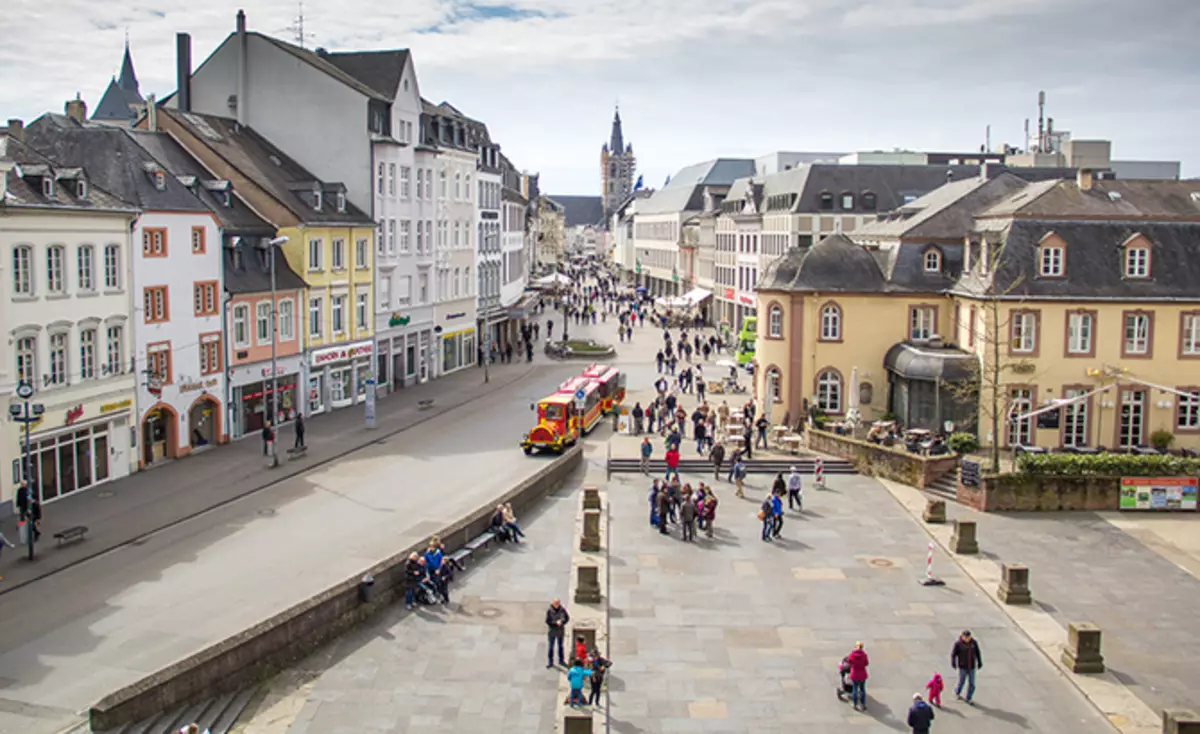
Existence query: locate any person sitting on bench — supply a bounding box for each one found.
[490,505,513,542]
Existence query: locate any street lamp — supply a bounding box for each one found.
[10,380,43,559]
[266,235,288,468]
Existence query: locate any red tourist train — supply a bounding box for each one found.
[520,364,627,455]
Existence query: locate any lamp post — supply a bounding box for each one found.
[266,235,288,468]
[10,380,43,559]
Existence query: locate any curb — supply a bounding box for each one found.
[0,365,538,598]
[877,477,1156,734]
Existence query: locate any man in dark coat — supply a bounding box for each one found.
[950,630,983,703]
[545,599,570,668]
[907,693,936,733]
[710,443,726,479]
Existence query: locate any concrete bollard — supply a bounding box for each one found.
[1163,709,1200,734]
[581,510,601,552]
[563,711,593,734]
[574,565,601,604]
[997,563,1032,605]
[923,499,947,524]
[950,519,979,554]
[1061,622,1105,674]
[583,486,602,510]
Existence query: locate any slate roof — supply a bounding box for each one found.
[637,158,755,215]
[549,195,604,227]
[223,238,306,294]
[759,234,886,293]
[25,114,210,213]
[854,172,1031,242]
[1,134,134,212]
[979,178,1200,221]
[127,129,275,235]
[159,108,372,225]
[956,220,1200,300]
[322,49,410,100]
[92,42,144,123]
[254,35,389,101]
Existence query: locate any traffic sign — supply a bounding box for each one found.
[574,388,586,401]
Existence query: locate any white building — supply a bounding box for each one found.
[27,114,226,468]
[499,155,530,321]
[1,123,139,512]
[476,145,504,353]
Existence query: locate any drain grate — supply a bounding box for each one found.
[257,508,278,517]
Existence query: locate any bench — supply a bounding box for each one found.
[54,526,88,547]
[418,399,436,411]
[449,548,472,566]
[464,529,497,554]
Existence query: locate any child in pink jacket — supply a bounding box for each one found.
[926,672,944,708]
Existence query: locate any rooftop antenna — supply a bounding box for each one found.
[1024,118,1030,153]
[1037,90,1046,153]
[985,124,991,153]
[283,1,316,48]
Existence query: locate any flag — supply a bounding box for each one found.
[634,174,644,190]
[664,174,671,186]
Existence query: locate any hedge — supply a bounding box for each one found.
[1016,452,1200,477]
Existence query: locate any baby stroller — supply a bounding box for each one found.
[835,657,853,701]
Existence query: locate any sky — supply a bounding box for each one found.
[2,0,1197,196]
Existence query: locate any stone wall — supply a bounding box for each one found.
[805,429,959,489]
[89,447,584,731]
[956,473,1121,512]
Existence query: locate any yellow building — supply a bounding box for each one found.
[157,108,376,416]
[757,169,1200,453]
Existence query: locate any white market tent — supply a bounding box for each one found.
[533,273,573,287]
[680,287,712,305]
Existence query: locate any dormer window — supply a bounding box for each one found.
[818,191,833,211]
[923,248,942,273]
[42,177,54,197]
[1125,246,1149,278]
[76,179,88,199]
[313,187,323,212]
[1037,232,1065,277]
[154,171,166,190]
[862,192,877,210]
[841,191,854,210]
[336,192,346,213]
[223,191,232,208]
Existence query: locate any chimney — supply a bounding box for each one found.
[236,10,248,126]
[980,161,1003,181]
[146,94,158,132]
[6,119,23,142]
[64,94,87,122]
[1077,168,1094,192]
[176,33,192,113]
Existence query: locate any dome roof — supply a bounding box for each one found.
[760,234,886,292]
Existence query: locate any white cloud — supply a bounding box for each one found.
[1,0,1196,195]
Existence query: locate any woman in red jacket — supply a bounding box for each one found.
[846,641,870,711]
[664,446,681,481]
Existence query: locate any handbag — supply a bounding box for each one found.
[756,510,766,521]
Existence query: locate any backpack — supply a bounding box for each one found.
[761,497,773,514]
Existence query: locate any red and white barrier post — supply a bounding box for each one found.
[814,457,825,489]
[921,540,945,587]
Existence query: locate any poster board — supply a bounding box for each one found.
[1119,477,1198,511]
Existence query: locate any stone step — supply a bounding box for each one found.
[608,458,856,475]
[93,687,257,734]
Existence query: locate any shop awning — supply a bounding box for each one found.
[884,342,977,382]
[681,287,712,305]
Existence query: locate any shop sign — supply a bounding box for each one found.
[388,313,411,327]
[1119,477,1198,511]
[722,287,735,301]
[310,341,374,368]
[180,377,220,393]
[261,365,289,378]
[100,398,133,414]
[445,312,467,321]
[737,293,755,306]
[65,405,84,425]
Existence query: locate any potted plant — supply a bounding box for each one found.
[1149,429,1175,452]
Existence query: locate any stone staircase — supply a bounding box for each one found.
[92,689,256,734]
[608,457,856,475]
[924,469,959,503]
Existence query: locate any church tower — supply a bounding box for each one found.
[92,38,147,126]
[600,107,636,224]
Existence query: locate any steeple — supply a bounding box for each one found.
[119,36,140,95]
[609,106,624,156]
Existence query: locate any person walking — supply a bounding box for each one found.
[755,413,770,449]
[640,437,653,474]
[846,642,870,711]
[907,693,936,733]
[694,420,708,455]
[771,489,784,539]
[0,527,15,581]
[632,402,644,434]
[648,480,662,526]
[702,489,718,537]
[786,466,804,511]
[545,599,570,668]
[656,487,671,536]
[664,446,680,481]
[680,491,697,541]
[733,456,747,498]
[261,420,274,456]
[772,472,786,498]
[950,630,982,704]
[710,441,725,480]
[759,495,774,542]
[293,413,306,449]
[742,426,753,459]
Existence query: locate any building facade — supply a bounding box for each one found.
[1,128,139,512]
[476,145,503,353]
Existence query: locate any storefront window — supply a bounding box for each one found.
[463,331,476,367]
[27,424,109,503]
[443,335,459,372]
[331,367,352,404]
[309,374,324,413]
[356,363,370,397]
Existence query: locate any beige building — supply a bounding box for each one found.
[536,196,565,265]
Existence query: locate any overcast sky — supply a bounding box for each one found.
[2,0,1197,196]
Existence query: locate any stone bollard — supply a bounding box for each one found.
[583,486,602,510]
[1061,622,1105,674]
[923,499,947,524]
[563,711,593,734]
[997,563,1032,605]
[950,519,979,554]
[575,565,601,604]
[580,510,601,552]
[1163,709,1200,734]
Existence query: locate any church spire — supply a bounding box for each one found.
[119,35,140,95]
[609,106,624,157]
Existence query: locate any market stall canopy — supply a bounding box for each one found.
[655,295,692,309]
[680,287,712,304]
[533,273,573,287]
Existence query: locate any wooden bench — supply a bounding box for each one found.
[54,526,88,547]
[449,548,473,566]
[464,529,497,554]
[418,399,436,411]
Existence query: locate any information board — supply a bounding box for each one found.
[1119,477,1198,511]
[960,459,981,488]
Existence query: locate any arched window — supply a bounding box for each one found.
[767,304,783,338]
[923,248,942,273]
[765,367,782,403]
[820,303,841,341]
[817,370,842,413]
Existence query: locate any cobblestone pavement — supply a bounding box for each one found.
[234,479,582,734]
[943,507,1200,717]
[605,470,1114,734]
